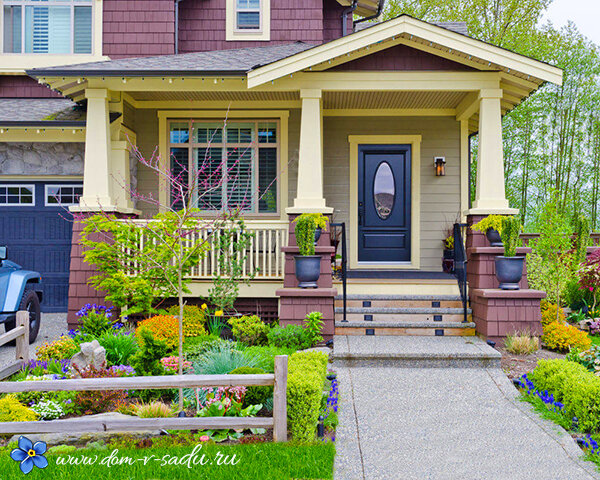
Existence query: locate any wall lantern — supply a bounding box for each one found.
[434,157,446,177]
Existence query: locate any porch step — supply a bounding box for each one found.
[332,335,501,368]
[334,294,464,310]
[335,321,476,337]
[335,307,471,323]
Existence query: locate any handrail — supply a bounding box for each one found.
[330,222,348,322]
[453,223,469,323]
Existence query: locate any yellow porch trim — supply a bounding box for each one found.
[247,15,563,88]
[0,0,107,74]
[324,108,456,117]
[0,128,85,142]
[0,175,83,181]
[348,134,421,271]
[157,109,289,220]
[460,119,469,218]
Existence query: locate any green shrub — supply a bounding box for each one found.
[183,335,225,360]
[228,315,270,346]
[531,359,600,432]
[166,304,207,337]
[294,213,323,256]
[129,328,169,376]
[229,366,273,407]
[470,214,505,234]
[192,343,259,375]
[501,216,521,257]
[98,331,138,366]
[268,325,311,350]
[287,351,328,443]
[0,395,38,422]
[241,345,297,372]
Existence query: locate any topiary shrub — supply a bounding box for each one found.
[36,336,80,361]
[136,315,179,350]
[528,358,589,401]
[287,351,328,443]
[228,315,270,346]
[241,345,297,372]
[542,321,591,352]
[166,305,207,337]
[0,395,38,422]
[229,366,273,407]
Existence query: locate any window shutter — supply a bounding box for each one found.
[74,6,92,54]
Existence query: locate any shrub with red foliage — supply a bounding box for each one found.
[578,250,600,311]
[73,365,129,415]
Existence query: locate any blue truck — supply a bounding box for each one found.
[0,246,42,343]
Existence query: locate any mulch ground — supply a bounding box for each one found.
[499,347,565,379]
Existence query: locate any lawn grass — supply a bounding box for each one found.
[0,442,335,480]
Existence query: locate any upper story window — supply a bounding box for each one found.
[168,120,279,214]
[236,0,260,31]
[3,0,93,54]
[226,0,269,41]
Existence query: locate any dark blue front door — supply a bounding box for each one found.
[358,145,411,263]
[0,181,81,312]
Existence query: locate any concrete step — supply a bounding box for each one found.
[335,321,476,337]
[336,313,470,323]
[332,335,501,368]
[336,299,464,309]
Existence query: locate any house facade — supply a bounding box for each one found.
[0,1,562,337]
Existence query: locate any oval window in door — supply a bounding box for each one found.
[373,162,395,220]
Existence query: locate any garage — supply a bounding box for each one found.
[0,181,82,313]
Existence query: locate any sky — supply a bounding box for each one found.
[544,0,600,45]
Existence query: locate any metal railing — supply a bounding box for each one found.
[331,222,348,322]
[124,219,289,280]
[453,223,469,323]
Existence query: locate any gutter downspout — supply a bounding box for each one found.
[353,0,385,29]
[175,0,184,54]
[342,0,358,37]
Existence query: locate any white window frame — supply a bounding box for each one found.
[44,183,83,207]
[0,183,35,206]
[1,0,95,55]
[226,0,270,42]
[234,0,261,32]
[168,119,280,216]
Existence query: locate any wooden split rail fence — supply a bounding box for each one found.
[0,354,288,442]
[0,311,29,381]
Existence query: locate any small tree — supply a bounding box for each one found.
[526,199,576,316]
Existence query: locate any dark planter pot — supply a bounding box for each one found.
[294,255,321,288]
[486,228,503,247]
[314,227,322,245]
[442,249,455,274]
[495,256,524,290]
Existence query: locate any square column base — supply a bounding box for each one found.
[277,288,337,341]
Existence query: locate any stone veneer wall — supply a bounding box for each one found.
[0,143,84,175]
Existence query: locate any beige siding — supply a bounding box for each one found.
[288,115,462,271]
[134,108,160,218]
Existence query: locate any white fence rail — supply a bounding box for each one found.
[123,220,289,280]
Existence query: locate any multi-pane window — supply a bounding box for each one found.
[168,120,278,214]
[3,0,93,54]
[0,185,35,205]
[235,0,260,30]
[45,184,83,206]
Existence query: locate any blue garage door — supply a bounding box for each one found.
[0,181,82,312]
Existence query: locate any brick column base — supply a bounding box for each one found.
[467,247,531,291]
[277,288,336,341]
[471,289,546,344]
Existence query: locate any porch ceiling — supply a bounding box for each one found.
[127,90,300,102]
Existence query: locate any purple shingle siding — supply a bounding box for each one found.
[103,0,175,58]
[0,76,61,98]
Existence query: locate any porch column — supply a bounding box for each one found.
[79,88,114,210]
[110,140,133,210]
[286,89,333,214]
[471,89,517,214]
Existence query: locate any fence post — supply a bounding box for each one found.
[273,355,288,442]
[15,311,29,364]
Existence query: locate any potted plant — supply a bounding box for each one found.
[294,213,322,288]
[495,216,524,290]
[471,214,505,247]
[294,213,328,245]
[442,235,454,273]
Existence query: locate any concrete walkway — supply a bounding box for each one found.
[334,336,600,480]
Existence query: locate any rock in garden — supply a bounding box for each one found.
[70,340,107,372]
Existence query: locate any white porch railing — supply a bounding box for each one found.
[123,219,289,280]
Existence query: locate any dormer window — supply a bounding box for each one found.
[2,0,93,54]
[236,0,260,31]
[226,0,270,41]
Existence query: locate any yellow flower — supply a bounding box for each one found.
[201,303,207,310]
[215,310,223,317]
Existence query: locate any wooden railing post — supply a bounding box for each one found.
[273,355,288,442]
[15,311,29,364]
